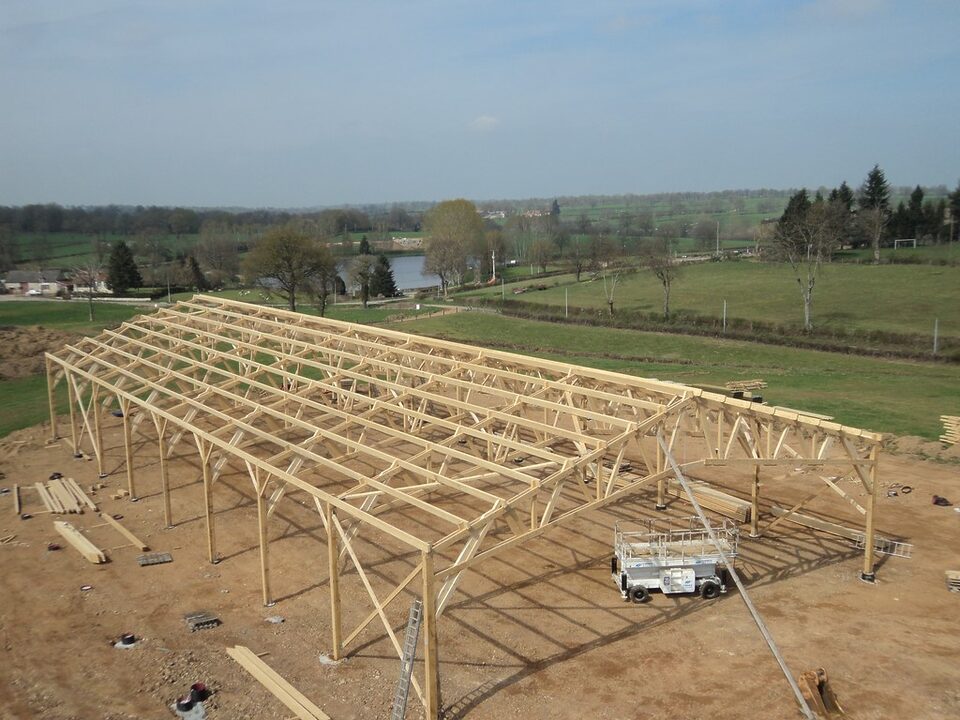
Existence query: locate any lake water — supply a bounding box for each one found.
[388,254,439,291]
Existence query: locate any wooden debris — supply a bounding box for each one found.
[13,484,20,515]
[54,520,107,563]
[946,571,960,592]
[666,479,751,523]
[111,488,130,500]
[226,645,330,720]
[0,534,16,544]
[725,379,768,392]
[98,512,149,551]
[941,415,959,446]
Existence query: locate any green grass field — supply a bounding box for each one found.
[461,260,960,340]
[404,312,958,439]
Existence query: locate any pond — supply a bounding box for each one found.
[387,254,439,291]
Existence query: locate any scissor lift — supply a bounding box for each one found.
[612,517,739,603]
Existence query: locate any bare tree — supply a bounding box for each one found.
[772,191,843,330]
[71,262,101,322]
[423,200,482,296]
[196,222,240,287]
[642,237,681,319]
[349,255,376,308]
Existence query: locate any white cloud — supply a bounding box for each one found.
[468,115,500,132]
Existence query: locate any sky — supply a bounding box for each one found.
[1,0,958,208]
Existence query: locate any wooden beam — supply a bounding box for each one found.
[226,645,330,720]
[98,512,149,551]
[422,551,440,720]
[54,521,107,563]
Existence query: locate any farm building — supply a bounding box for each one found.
[29,295,914,719]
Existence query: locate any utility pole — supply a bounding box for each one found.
[491,249,496,282]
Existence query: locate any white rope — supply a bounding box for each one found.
[657,435,816,720]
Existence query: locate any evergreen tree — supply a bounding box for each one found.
[550,199,561,220]
[907,185,924,238]
[188,255,209,291]
[370,254,399,297]
[858,164,890,211]
[857,165,891,263]
[828,181,854,212]
[358,235,371,255]
[106,240,142,294]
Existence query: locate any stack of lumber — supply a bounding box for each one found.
[945,571,960,593]
[941,416,959,446]
[33,478,98,515]
[666,479,751,523]
[725,379,767,392]
[226,646,330,720]
[54,520,107,564]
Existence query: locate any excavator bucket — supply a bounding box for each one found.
[798,668,845,718]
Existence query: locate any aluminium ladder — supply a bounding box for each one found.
[390,599,423,720]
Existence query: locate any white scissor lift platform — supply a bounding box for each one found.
[612,517,740,603]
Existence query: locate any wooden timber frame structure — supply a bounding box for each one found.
[44,295,885,718]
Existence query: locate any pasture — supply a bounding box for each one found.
[462,259,960,341]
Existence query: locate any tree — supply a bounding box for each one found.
[550,199,561,222]
[772,190,843,330]
[188,255,209,291]
[949,181,960,243]
[71,262,101,321]
[370,254,399,298]
[423,200,482,296]
[528,237,554,273]
[858,164,890,263]
[107,240,142,294]
[0,224,17,272]
[642,237,680,319]
[196,222,240,287]
[907,185,924,238]
[350,254,375,308]
[242,225,336,312]
[358,235,371,255]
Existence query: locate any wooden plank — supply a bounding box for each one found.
[226,646,329,720]
[13,484,20,515]
[35,482,61,514]
[98,512,149,551]
[54,521,107,563]
[665,480,751,523]
[66,477,99,511]
[768,506,864,542]
[49,480,80,513]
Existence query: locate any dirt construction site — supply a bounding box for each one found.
[1,296,959,720]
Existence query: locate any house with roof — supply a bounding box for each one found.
[2,269,72,296]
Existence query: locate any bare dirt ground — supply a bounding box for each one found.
[0,327,80,380]
[1,418,959,720]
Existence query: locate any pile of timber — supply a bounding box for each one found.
[725,379,767,392]
[54,520,107,564]
[666,479,751,523]
[226,646,330,720]
[34,478,98,515]
[941,416,959,446]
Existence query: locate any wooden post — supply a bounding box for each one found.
[200,440,217,564]
[750,465,760,537]
[46,357,58,441]
[655,431,666,510]
[422,550,440,720]
[120,397,136,498]
[66,373,81,457]
[157,422,172,527]
[860,445,879,582]
[91,387,105,477]
[325,502,342,659]
[257,476,272,606]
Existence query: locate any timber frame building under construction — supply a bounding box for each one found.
[44,295,888,717]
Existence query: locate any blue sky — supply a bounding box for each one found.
[1,0,958,207]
